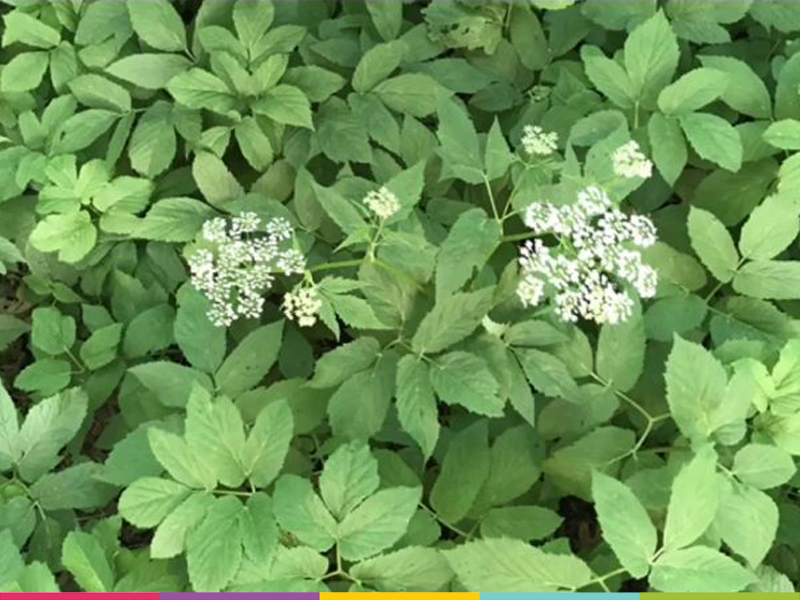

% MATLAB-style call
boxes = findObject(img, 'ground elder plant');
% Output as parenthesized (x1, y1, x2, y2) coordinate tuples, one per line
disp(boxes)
(1, 0, 800, 594)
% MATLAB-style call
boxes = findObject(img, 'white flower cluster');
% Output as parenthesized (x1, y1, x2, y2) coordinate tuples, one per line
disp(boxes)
(612, 140, 653, 179)
(364, 186, 400, 220)
(521, 125, 558, 156)
(189, 213, 306, 327)
(518, 186, 658, 324)
(283, 286, 323, 327)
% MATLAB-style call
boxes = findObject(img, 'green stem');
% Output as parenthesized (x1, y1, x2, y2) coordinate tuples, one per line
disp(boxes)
(483, 175, 501, 223)
(309, 259, 363, 273)
(502, 231, 537, 243)
(419, 503, 472, 539)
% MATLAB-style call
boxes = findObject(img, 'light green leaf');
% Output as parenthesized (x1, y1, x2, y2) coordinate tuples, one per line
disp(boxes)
(624, 10, 679, 106)
(733, 260, 800, 299)
(679, 111, 742, 172)
(338, 486, 421, 561)
(715, 478, 778, 567)
(663, 445, 719, 551)
(352, 40, 405, 93)
(106, 53, 191, 89)
(3, 12, 60, 48)
(366, 0, 402, 41)
(233, 0, 274, 52)
(215, 320, 283, 396)
(435, 208, 501, 302)
(242, 400, 293, 487)
(430, 421, 490, 525)
(657, 68, 728, 115)
(273, 474, 337, 552)
(310, 337, 379, 389)
(596, 311, 645, 392)
(61, 531, 114, 592)
(80, 323, 122, 370)
(480, 506, 563, 541)
(128, 0, 187, 52)
(235, 116, 273, 170)
(128, 361, 212, 408)
(429, 351, 504, 417)
(187, 496, 244, 592)
(699, 55, 771, 119)
(484, 118, 514, 180)
(192, 151, 244, 208)
(687, 206, 739, 282)
(148, 428, 215, 490)
(0, 381, 19, 470)
(350, 546, 453, 592)
(648, 112, 687, 184)
(592, 471, 657, 578)
(319, 440, 379, 519)
(167, 68, 235, 114)
(0, 52, 49, 92)
(373, 74, 449, 118)
(739, 194, 800, 260)
(444, 538, 592, 592)
(174, 286, 226, 373)
(31, 307, 75, 356)
(253, 84, 313, 129)
(119, 477, 191, 528)
(581, 45, 635, 109)
(650, 546, 755, 592)
(732, 444, 797, 489)
(412, 288, 493, 355)
(29, 210, 97, 264)
(151, 492, 214, 560)
(68, 74, 131, 113)
(395, 355, 439, 461)
(436, 99, 484, 184)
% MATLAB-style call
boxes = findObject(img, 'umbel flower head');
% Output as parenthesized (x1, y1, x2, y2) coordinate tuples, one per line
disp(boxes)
(364, 186, 400, 220)
(283, 286, 323, 328)
(189, 212, 306, 327)
(612, 140, 653, 179)
(518, 186, 658, 324)
(521, 125, 558, 156)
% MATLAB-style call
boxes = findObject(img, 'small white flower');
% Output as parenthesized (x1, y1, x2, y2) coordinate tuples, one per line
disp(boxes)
(515, 186, 658, 325)
(612, 140, 653, 180)
(364, 187, 400, 220)
(521, 125, 558, 156)
(189, 213, 307, 327)
(283, 287, 322, 327)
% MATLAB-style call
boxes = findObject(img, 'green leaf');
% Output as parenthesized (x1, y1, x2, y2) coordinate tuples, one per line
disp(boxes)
(687, 206, 739, 282)
(119, 477, 191, 528)
(764, 119, 800, 150)
(128, 361, 212, 408)
(135, 197, 213, 242)
(14, 359, 71, 396)
(128, 102, 176, 178)
(472, 425, 540, 511)
(68, 74, 132, 113)
(581, 45, 635, 109)
(430, 421, 490, 524)
(484, 118, 514, 180)
(665, 336, 727, 444)
(106, 53, 191, 89)
(373, 74, 449, 118)
(167, 69, 235, 114)
(61, 531, 115, 593)
(80, 323, 122, 370)
(679, 111, 742, 172)
(192, 151, 244, 208)
(185, 389, 246, 488)
(366, 0, 402, 41)
(215, 320, 283, 396)
(732, 444, 797, 489)
(435, 208, 501, 301)
(657, 68, 728, 115)
(0, 381, 19, 470)
(350, 546, 453, 592)
(151, 492, 214, 559)
(0, 52, 49, 92)
(739, 194, 800, 260)
(242, 400, 293, 487)
(235, 116, 273, 170)
(352, 40, 405, 93)
(596, 311, 645, 392)
(715, 479, 778, 567)
(319, 440, 379, 519)
(624, 10, 679, 106)
(592, 471, 657, 578)
(128, 0, 187, 52)
(436, 99, 484, 184)
(0, 530, 23, 589)
(3, 12, 60, 48)
(663, 445, 720, 551)
(312, 181, 369, 237)
(480, 506, 563, 541)
(444, 538, 592, 592)
(699, 55, 771, 119)
(233, 0, 274, 53)
(31, 307, 75, 356)
(186, 496, 244, 592)
(327, 355, 395, 440)
(648, 112, 687, 185)
(148, 428, 215, 490)
(395, 355, 439, 461)
(29, 462, 115, 511)
(174, 287, 226, 373)
(650, 546, 755, 592)
(411, 288, 493, 354)
(338, 486, 421, 561)
(310, 337, 379, 389)
(0, 315, 29, 353)
(273, 474, 337, 552)
(253, 84, 313, 129)
(733, 260, 800, 299)
(429, 351, 504, 417)
(29, 210, 96, 264)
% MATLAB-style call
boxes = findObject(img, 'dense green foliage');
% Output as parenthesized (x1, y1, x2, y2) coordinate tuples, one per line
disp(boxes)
(0, 0, 799, 593)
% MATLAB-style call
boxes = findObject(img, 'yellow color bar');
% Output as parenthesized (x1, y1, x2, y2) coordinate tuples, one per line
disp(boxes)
(642, 594, 798, 600)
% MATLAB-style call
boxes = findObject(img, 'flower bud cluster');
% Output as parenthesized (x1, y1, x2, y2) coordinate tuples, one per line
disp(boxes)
(364, 187, 400, 220)
(521, 125, 558, 156)
(612, 140, 653, 179)
(518, 186, 658, 324)
(189, 213, 305, 327)
(283, 286, 323, 328)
